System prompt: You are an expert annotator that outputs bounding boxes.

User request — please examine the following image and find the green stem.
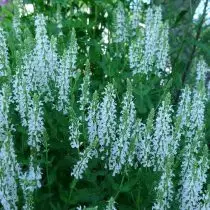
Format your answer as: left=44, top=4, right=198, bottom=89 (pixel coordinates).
left=114, top=174, right=126, bottom=200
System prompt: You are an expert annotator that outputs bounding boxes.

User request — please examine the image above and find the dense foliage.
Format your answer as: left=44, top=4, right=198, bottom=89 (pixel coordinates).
left=0, top=0, right=209, bottom=209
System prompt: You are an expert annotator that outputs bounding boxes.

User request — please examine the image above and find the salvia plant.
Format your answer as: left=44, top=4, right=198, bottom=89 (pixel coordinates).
left=0, top=0, right=209, bottom=209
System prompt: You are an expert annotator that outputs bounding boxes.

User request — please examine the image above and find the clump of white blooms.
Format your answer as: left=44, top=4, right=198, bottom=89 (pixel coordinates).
left=177, top=59, right=209, bottom=209
left=0, top=28, right=9, bottom=77
left=136, top=109, right=154, bottom=168
left=19, top=156, right=42, bottom=210
left=153, top=157, right=174, bottom=210
left=132, top=6, right=170, bottom=76
left=71, top=138, right=98, bottom=179
left=152, top=94, right=176, bottom=171
left=56, top=29, right=78, bottom=114
left=27, top=14, right=57, bottom=101
left=78, top=61, right=91, bottom=112
left=98, top=83, right=117, bottom=159
left=109, top=81, right=136, bottom=175
left=105, top=197, right=117, bottom=210
left=0, top=86, right=20, bottom=210
left=27, top=95, right=45, bottom=152
left=86, top=91, right=99, bottom=144
left=113, top=2, right=127, bottom=43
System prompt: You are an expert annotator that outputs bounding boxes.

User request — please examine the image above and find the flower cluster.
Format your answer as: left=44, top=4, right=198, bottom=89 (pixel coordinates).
left=130, top=6, right=170, bottom=76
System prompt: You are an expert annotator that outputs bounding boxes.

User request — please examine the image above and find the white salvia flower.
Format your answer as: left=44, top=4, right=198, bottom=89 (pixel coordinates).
left=140, top=7, right=162, bottom=74
left=129, top=35, right=144, bottom=74
left=97, top=83, right=117, bottom=159
left=106, top=197, right=117, bottom=210
left=0, top=86, right=10, bottom=139
left=137, top=6, right=170, bottom=76
left=156, top=22, right=170, bottom=76
left=12, top=16, right=21, bottom=41
left=187, top=90, right=206, bottom=151
left=196, top=59, right=209, bottom=86
left=69, top=111, right=81, bottom=149
left=19, top=156, right=42, bottom=210
left=152, top=94, right=175, bottom=171
left=136, top=109, right=154, bottom=168
left=113, top=2, right=127, bottom=43
left=56, top=29, right=77, bottom=114
left=109, top=81, right=136, bottom=175
left=129, top=0, right=142, bottom=32
left=71, top=139, right=98, bottom=179
left=0, top=134, right=20, bottom=210
left=27, top=96, right=45, bottom=152
left=29, top=14, right=57, bottom=101
left=176, top=86, right=192, bottom=132
left=78, top=61, right=91, bottom=111
left=13, top=69, right=30, bottom=127
left=0, top=28, right=9, bottom=77
left=179, top=145, right=209, bottom=210
left=153, top=158, right=174, bottom=210
left=86, top=91, right=99, bottom=144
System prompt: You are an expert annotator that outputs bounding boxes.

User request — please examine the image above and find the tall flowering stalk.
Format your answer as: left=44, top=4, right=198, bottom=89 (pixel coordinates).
left=27, top=95, right=45, bottom=152
left=26, top=14, right=57, bottom=102
left=0, top=86, right=19, bottom=210
left=109, top=81, right=136, bottom=175
left=113, top=2, right=127, bottom=43
left=78, top=60, right=91, bottom=112
left=86, top=91, right=99, bottom=144
left=13, top=68, right=30, bottom=127
left=152, top=94, right=176, bottom=171
left=178, top=59, right=209, bottom=209
left=153, top=157, right=174, bottom=210
left=136, top=109, right=154, bottom=168
left=19, top=94, right=44, bottom=209
left=129, top=0, right=142, bottom=33
left=0, top=28, right=9, bottom=77
left=98, top=83, right=117, bottom=160
left=69, top=109, right=81, bottom=149
left=71, top=137, right=98, bottom=179
left=179, top=145, right=209, bottom=209
left=56, top=29, right=77, bottom=114
left=19, top=156, right=42, bottom=210
left=132, top=6, right=170, bottom=76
